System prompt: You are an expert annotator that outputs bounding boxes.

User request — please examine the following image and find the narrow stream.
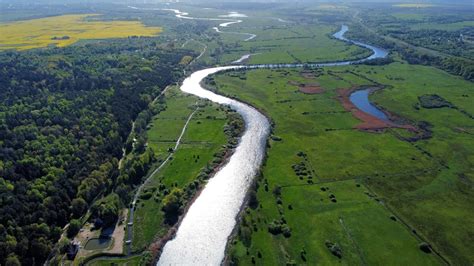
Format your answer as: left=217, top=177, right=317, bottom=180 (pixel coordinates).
left=158, top=21, right=389, bottom=265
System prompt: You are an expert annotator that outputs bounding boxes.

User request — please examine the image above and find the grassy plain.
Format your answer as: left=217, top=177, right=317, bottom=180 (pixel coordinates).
left=0, top=14, right=161, bottom=50
left=213, top=61, right=473, bottom=265
left=87, top=255, right=142, bottom=266
left=218, top=24, right=371, bottom=65
left=131, top=87, right=229, bottom=252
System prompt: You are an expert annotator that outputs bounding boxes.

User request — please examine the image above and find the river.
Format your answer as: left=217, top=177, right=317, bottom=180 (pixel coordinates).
left=157, top=23, right=388, bottom=265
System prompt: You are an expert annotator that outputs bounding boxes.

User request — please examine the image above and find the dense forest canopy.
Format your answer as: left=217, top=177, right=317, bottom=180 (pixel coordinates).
left=0, top=39, right=190, bottom=265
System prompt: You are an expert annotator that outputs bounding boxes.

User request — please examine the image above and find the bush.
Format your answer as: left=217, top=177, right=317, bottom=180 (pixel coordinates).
left=418, top=94, right=452, bottom=109
left=162, top=188, right=184, bottom=224
left=325, top=240, right=342, bottom=258
left=139, top=191, right=153, bottom=200
left=273, top=186, right=282, bottom=197
left=248, top=190, right=259, bottom=209
left=419, top=242, right=432, bottom=253
left=268, top=219, right=291, bottom=237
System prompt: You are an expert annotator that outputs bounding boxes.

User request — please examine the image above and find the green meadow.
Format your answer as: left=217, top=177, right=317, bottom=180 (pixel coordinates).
left=213, top=61, right=473, bottom=265
left=130, top=87, right=229, bottom=252
left=217, top=24, right=371, bottom=65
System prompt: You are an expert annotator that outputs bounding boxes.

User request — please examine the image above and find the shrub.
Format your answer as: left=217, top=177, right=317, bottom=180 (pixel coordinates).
left=268, top=219, right=291, bottom=237
left=419, top=242, right=432, bottom=253
left=248, top=190, right=259, bottom=209
left=139, top=191, right=153, bottom=200
left=240, top=226, right=252, bottom=248
left=273, top=186, right=282, bottom=196
left=162, top=188, right=184, bottom=224
left=325, top=240, right=342, bottom=258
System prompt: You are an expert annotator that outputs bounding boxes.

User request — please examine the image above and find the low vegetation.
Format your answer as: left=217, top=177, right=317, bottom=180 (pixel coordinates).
left=214, top=61, right=473, bottom=265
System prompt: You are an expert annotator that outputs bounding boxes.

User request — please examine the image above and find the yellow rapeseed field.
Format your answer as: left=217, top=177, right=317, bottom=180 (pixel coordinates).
left=0, top=14, right=162, bottom=50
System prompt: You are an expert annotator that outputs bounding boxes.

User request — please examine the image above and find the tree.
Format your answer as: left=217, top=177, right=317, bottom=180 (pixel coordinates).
left=67, top=219, right=81, bottom=238
left=90, top=193, right=121, bottom=227
left=71, top=198, right=87, bottom=218
left=162, top=188, right=184, bottom=224
left=5, top=254, right=21, bottom=266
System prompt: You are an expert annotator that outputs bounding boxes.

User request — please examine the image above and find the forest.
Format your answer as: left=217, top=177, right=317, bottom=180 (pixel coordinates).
left=0, top=39, right=191, bottom=265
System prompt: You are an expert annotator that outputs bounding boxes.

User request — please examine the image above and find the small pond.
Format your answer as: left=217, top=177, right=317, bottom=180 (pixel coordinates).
left=84, top=236, right=112, bottom=250
left=349, top=89, right=389, bottom=121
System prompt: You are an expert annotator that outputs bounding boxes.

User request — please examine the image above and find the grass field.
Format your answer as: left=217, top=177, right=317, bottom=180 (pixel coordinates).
left=0, top=14, right=161, bottom=50
left=213, top=61, right=473, bottom=265
left=131, top=87, right=229, bottom=252
left=87, top=255, right=142, bottom=266
left=218, top=24, right=371, bottom=65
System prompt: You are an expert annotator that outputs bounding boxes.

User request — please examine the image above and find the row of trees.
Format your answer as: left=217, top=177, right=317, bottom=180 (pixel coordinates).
left=0, top=38, right=191, bottom=264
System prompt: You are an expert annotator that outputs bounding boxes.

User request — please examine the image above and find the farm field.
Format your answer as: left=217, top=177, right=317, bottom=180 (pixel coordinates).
left=131, top=87, right=230, bottom=252
left=212, top=62, right=474, bottom=265
left=0, top=14, right=162, bottom=50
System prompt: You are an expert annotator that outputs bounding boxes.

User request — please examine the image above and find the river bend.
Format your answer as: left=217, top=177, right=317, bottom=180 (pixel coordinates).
left=156, top=13, right=388, bottom=266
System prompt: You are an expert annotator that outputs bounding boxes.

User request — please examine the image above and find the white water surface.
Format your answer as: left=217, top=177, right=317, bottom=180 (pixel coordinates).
left=158, top=66, right=270, bottom=265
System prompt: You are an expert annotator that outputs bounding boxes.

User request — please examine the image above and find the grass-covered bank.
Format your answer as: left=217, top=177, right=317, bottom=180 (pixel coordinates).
left=213, top=61, right=473, bottom=265
left=129, top=87, right=245, bottom=259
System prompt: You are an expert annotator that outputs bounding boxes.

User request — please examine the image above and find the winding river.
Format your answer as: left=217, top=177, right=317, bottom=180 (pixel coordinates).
left=157, top=23, right=389, bottom=266
left=128, top=5, right=389, bottom=265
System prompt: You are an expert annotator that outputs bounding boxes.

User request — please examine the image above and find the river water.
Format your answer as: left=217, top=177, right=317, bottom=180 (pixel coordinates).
left=157, top=22, right=388, bottom=265
left=158, top=66, right=270, bottom=265
left=350, top=89, right=389, bottom=121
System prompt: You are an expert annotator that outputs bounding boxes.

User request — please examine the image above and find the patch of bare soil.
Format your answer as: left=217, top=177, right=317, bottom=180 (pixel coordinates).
left=299, top=85, right=325, bottom=94
left=105, top=209, right=128, bottom=254
left=300, top=71, right=317, bottom=79
left=288, top=81, right=325, bottom=94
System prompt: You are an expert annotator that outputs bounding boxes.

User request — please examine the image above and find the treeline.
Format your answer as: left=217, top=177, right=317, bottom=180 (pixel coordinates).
left=346, top=25, right=474, bottom=81
left=0, top=39, right=191, bottom=265
left=387, top=28, right=474, bottom=60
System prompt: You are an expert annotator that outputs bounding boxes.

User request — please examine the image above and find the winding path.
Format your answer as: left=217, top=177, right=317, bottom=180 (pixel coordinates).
left=126, top=106, right=199, bottom=254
